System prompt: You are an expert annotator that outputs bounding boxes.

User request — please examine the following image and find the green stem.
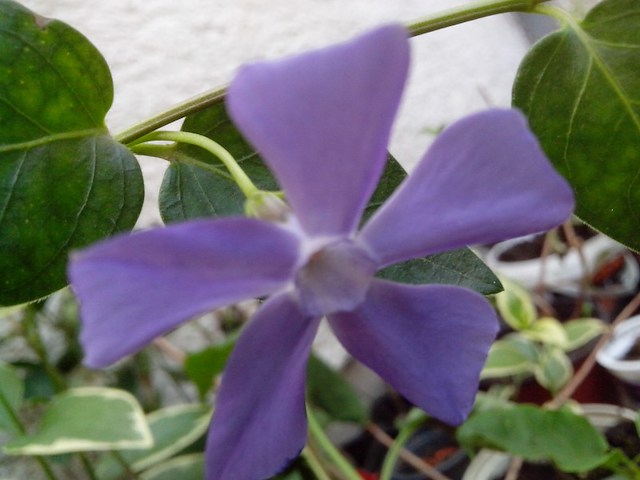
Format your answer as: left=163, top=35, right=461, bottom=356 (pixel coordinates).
left=110, top=450, right=140, bottom=478
left=132, top=130, right=258, bottom=197
left=379, top=416, right=424, bottom=480
left=79, top=453, right=98, bottom=480
left=0, top=389, right=59, bottom=480
left=114, top=0, right=553, bottom=147
left=115, top=86, right=226, bottom=145
left=22, top=307, right=66, bottom=393
left=301, top=447, right=333, bottom=480
left=306, top=405, right=361, bottom=480
left=407, top=0, right=551, bottom=37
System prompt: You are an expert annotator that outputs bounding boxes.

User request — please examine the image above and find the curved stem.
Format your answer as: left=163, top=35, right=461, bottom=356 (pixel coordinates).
left=113, top=0, right=556, bottom=147
left=306, top=405, right=361, bottom=480
left=301, top=447, right=333, bottom=480
left=115, top=86, right=227, bottom=145
left=379, top=415, right=423, bottom=480
left=407, top=0, right=551, bottom=37
left=366, top=422, right=452, bottom=480
left=133, top=130, right=258, bottom=197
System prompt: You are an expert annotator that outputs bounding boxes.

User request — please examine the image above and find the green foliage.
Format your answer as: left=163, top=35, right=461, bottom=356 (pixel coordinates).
left=513, top=0, right=640, bottom=251
left=139, top=453, right=204, bottom=480
left=97, top=404, right=212, bottom=479
left=184, top=338, right=235, bottom=398
left=4, top=387, right=152, bottom=455
left=458, top=404, right=610, bottom=472
left=483, top=278, right=605, bottom=394
left=306, top=355, right=367, bottom=424
left=0, top=0, right=143, bottom=305
left=0, top=361, right=23, bottom=434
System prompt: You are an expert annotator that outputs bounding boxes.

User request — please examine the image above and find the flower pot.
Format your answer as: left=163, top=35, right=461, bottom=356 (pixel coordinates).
left=485, top=233, right=624, bottom=292
left=596, top=315, right=640, bottom=407
left=461, top=404, right=637, bottom=480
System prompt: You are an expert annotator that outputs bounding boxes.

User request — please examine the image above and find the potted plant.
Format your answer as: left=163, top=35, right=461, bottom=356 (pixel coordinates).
left=459, top=403, right=640, bottom=480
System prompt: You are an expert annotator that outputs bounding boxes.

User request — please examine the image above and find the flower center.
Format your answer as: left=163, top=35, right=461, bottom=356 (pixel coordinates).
left=294, top=239, right=377, bottom=317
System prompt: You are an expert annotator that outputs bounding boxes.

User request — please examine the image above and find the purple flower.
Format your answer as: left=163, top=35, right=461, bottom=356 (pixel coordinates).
left=68, top=25, right=574, bottom=480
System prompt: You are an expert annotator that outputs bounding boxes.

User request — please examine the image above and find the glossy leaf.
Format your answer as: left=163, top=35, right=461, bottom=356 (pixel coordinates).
left=0, top=361, right=23, bottom=434
left=377, top=248, right=502, bottom=295
left=513, top=0, right=640, bottom=250
left=160, top=100, right=501, bottom=294
left=457, top=405, right=609, bottom=472
left=97, top=404, right=211, bottom=479
left=306, top=354, right=367, bottom=424
left=0, top=1, right=143, bottom=305
left=4, top=387, right=152, bottom=454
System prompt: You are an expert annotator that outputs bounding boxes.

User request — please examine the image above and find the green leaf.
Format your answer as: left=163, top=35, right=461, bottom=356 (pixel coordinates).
left=495, top=278, right=536, bottom=330
left=377, top=248, right=502, bottom=295
left=563, top=317, right=605, bottom=351
left=0, top=361, right=23, bottom=434
left=0, top=1, right=143, bottom=305
left=513, top=0, right=640, bottom=250
left=533, top=347, right=573, bottom=394
left=159, top=100, right=276, bottom=221
left=522, top=317, right=568, bottom=349
left=457, top=404, right=609, bottom=472
left=184, top=338, right=235, bottom=398
left=4, top=387, right=152, bottom=455
left=97, top=404, right=211, bottom=479
left=306, top=355, right=367, bottom=424
left=481, top=336, right=537, bottom=379
left=140, top=453, right=204, bottom=480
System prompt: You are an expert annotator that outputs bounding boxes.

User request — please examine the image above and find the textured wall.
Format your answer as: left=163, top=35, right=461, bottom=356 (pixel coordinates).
left=20, top=0, right=532, bottom=225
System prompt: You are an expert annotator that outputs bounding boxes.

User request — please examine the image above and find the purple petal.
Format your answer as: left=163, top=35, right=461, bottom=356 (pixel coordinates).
left=206, top=293, right=320, bottom=480
left=359, top=109, right=575, bottom=266
left=68, top=218, right=299, bottom=367
left=329, top=279, right=498, bottom=425
left=227, top=24, right=409, bottom=237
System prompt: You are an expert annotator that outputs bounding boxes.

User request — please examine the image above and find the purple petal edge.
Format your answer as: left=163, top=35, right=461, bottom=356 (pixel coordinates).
left=68, top=218, right=299, bottom=367
left=330, top=280, right=499, bottom=425
left=227, top=24, right=409, bottom=237
left=360, top=108, right=575, bottom=266
left=205, top=293, right=320, bottom=480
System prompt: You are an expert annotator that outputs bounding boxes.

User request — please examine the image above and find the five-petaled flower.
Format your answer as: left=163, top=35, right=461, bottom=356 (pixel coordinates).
left=68, top=24, right=574, bottom=480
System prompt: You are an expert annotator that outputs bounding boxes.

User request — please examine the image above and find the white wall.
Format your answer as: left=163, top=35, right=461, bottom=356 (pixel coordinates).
left=20, top=0, right=533, bottom=226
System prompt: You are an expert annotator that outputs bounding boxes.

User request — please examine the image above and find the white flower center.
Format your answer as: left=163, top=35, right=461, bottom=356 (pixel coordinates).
left=294, top=239, right=377, bottom=316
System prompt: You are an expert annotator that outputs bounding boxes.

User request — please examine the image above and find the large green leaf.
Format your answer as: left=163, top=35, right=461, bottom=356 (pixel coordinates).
left=0, top=0, right=143, bottom=305
left=4, top=387, right=152, bottom=455
left=457, top=405, right=609, bottom=472
left=513, top=0, right=640, bottom=250
left=160, top=100, right=500, bottom=293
